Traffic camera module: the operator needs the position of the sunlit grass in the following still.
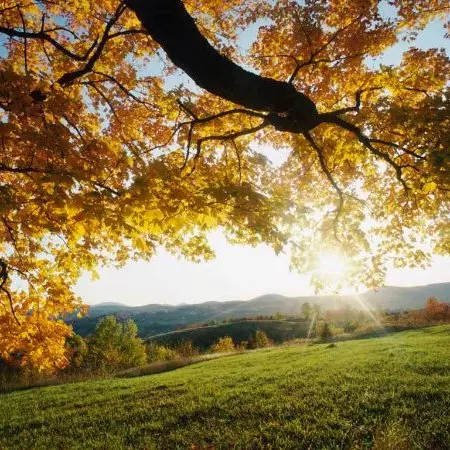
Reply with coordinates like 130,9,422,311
0,326,449,449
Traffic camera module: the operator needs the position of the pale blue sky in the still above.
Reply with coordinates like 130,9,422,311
75,16,449,306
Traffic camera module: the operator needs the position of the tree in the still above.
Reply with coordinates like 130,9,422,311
89,316,147,371
301,302,312,320
118,319,148,368
254,330,270,348
0,0,448,369
209,336,235,353
424,297,450,321
320,322,333,343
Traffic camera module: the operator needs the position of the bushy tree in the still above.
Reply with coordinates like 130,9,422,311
424,297,450,322
254,330,270,348
209,336,235,353
118,320,148,368
343,322,359,334
89,316,147,371
0,0,448,369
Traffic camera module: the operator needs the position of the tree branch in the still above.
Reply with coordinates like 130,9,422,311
124,0,319,131
322,115,410,192
57,3,127,86
304,131,344,236
0,24,98,62
0,259,21,325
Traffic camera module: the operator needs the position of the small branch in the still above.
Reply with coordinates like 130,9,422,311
322,115,410,192
322,87,383,116
180,121,195,172
93,181,121,196
232,140,242,184
0,25,98,62
0,259,21,325
92,71,156,108
186,121,268,175
369,139,426,161
304,131,344,238
57,3,127,86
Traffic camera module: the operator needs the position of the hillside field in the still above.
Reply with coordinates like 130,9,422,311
1,326,449,449
148,319,310,349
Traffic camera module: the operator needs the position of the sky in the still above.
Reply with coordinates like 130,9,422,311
76,15,450,307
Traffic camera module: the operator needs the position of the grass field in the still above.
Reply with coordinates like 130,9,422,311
1,326,449,449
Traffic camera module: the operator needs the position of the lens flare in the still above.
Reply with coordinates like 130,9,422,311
314,251,351,287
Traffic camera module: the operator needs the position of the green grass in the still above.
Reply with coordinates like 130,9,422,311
1,326,449,449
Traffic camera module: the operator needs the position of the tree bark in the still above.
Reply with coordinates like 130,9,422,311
125,0,319,131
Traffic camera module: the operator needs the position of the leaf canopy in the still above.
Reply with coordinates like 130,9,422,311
0,0,448,369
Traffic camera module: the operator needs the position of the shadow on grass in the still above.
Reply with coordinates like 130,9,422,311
0,352,246,393
115,351,247,379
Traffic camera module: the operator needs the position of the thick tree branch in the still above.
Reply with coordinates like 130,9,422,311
124,0,319,131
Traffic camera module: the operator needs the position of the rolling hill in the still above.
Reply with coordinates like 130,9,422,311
70,282,450,338
148,319,311,349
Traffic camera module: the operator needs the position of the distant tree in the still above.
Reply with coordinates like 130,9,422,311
424,297,450,322
209,336,235,354
301,303,312,320
320,323,333,343
255,330,270,348
89,316,147,371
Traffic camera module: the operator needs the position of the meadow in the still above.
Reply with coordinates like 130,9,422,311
0,326,449,449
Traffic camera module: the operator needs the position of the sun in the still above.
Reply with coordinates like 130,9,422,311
315,251,349,280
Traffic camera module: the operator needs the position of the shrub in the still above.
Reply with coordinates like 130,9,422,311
343,322,359,333
254,330,270,348
175,339,198,357
65,334,89,370
319,322,333,342
209,336,235,353
146,342,179,362
238,340,249,350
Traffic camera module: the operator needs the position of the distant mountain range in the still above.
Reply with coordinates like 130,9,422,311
70,282,450,338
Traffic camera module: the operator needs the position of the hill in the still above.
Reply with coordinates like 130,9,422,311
70,283,450,337
148,319,310,349
1,326,449,448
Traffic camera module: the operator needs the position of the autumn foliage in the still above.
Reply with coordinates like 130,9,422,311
0,0,449,369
